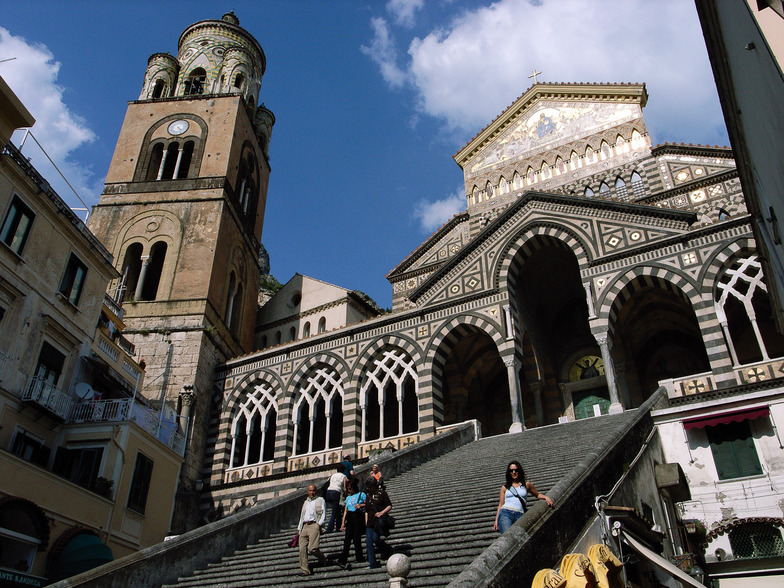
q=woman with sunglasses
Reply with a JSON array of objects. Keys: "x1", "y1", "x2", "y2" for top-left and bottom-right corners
[{"x1": 493, "y1": 460, "x2": 553, "y2": 533}]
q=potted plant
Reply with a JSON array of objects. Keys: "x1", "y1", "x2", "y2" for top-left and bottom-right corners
[{"x1": 94, "y1": 477, "x2": 114, "y2": 498}]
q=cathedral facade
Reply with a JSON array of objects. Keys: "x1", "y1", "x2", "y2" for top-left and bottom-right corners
[
  {"x1": 82, "y1": 13, "x2": 783, "y2": 526},
  {"x1": 204, "y1": 82, "x2": 783, "y2": 516}
]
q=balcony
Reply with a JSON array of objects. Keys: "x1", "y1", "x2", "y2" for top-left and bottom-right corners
[
  {"x1": 660, "y1": 356, "x2": 784, "y2": 402},
  {"x1": 21, "y1": 376, "x2": 74, "y2": 420},
  {"x1": 92, "y1": 331, "x2": 143, "y2": 388},
  {"x1": 70, "y1": 398, "x2": 186, "y2": 456}
]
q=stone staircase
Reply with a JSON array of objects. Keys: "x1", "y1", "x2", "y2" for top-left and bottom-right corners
[{"x1": 163, "y1": 410, "x2": 642, "y2": 587}]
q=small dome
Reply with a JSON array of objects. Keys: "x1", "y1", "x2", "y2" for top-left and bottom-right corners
[{"x1": 222, "y1": 12, "x2": 239, "y2": 26}]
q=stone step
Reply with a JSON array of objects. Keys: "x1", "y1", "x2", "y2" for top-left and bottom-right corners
[{"x1": 167, "y1": 411, "x2": 641, "y2": 587}]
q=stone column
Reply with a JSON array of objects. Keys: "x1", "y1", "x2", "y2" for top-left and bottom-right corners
[
  {"x1": 503, "y1": 356, "x2": 525, "y2": 433},
  {"x1": 179, "y1": 386, "x2": 196, "y2": 439},
  {"x1": 134, "y1": 255, "x2": 151, "y2": 301},
  {"x1": 529, "y1": 380, "x2": 544, "y2": 427},
  {"x1": 594, "y1": 333, "x2": 623, "y2": 414}
]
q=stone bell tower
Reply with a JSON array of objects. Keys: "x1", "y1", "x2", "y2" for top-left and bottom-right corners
[{"x1": 87, "y1": 12, "x2": 274, "y2": 531}]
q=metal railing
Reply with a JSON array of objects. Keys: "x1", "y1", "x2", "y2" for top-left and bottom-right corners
[
  {"x1": 69, "y1": 397, "x2": 186, "y2": 456},
  {"x1": 22, "y1": 376, "x2": 74, "y2": 420}
]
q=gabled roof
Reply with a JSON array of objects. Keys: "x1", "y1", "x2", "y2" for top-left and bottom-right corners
[
  {"x1": 387, "y1": 211, "x2": 469, "y2": 279},
  {"x1": 453, "y1": 82, "x2": 648, "y2": 169}
]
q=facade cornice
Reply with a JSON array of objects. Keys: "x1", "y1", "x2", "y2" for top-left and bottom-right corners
[
  {"x1": 637, "y1": 169, "x2": 739, "y2": 205},
  {"x1": 387, "y1": 212, "x2": 468, "y2": 279}
]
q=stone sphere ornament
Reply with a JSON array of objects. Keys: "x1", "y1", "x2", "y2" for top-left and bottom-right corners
[{"x1": 387, "y1": 553, "x2": 411, "y2": 578}]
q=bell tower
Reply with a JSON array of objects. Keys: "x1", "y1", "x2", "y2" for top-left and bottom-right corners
[{"x1": 87, "y1": 12, "x2": 274, "y2": 531}]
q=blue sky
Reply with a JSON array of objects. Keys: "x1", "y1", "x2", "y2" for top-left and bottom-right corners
[{"x1": 0, "y1": 0, "x2": 728, "y2": 309}]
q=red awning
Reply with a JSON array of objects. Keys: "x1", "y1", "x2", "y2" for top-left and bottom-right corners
[{"x1": 683, "y1": 406, "x2": 769, "y2": 430}]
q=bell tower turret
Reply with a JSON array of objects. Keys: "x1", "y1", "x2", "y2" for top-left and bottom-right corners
[{"x1": 87, "y1": 12, "x2": 274, "y2": 532}]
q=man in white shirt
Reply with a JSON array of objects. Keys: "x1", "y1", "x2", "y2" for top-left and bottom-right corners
[{"x1": 297, "y1": 484, "x2": 326, "y2": 575}]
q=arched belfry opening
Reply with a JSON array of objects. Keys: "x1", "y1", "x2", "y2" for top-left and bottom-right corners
[
  {"x1": 436, "y1": 325, "x2": 510, "y2": 437},
  {"x1": 511, "y1": 235, "x2": 594, "y2": 423},
  {"x1": 611, "y1": 277, "x2": 710, "y2": 405}
]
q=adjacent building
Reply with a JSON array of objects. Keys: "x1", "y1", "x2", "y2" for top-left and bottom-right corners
[{"x1": 0, "y1": 77, "x2": 183, "y2": 586}]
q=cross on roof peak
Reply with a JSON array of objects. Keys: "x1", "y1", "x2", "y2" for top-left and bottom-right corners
[{"x1": 528, "y1": 68, "x2": 542, "y2": 84}]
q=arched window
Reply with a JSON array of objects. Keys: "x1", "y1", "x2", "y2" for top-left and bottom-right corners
[
  {"x1": 224, "y1": 272, "x2": 237, "y2": 325},
  {"x1": 718, "y1": 207, "x2": 730, "y2": 221},
  {"x1": 631, "y1": 129, "x2": 645, "y2": 150},
  {"x1": 140, "y1": 242, "x2": 167, "y2": 301},
  {"x1": 470, "y1": 186, "x2": 479, "y2": 205},
  {"x1": 599, "y1": 182, "x2": 610, "y2": 195},
  {"x1": 570, "y1": 151, "x2": 579, "y2": 170},
  {"x1": 230, "y1": 383, "x2": 278, "y2": 468},
  {"x1": 499, "y1": 177, "x2": 508, "y2": 195},
  {"x1": 289, "y1": 326, "x2": 296, "y2": 342},
  {"x1": 260, "y1": 335, "x2": 268, "y2": 348},
  {"x1": 275, "y1": 331, "x2": 282, "y2": 345},
  {"x1": 230, "y1": 283, "x2": 243, "y2": 336},
  {"x1": 716, "y1": 254, "x2": 784, "y2": 365},
  {"x1": 303, "y1": 322, "x2": 311, "y2": 338},
  {"x1": 585, "y1": 146, "x2": 596, "y2": 163},
  {"x1": 360, "y1": 348, "x2": 418, "y2": 442},
  {"x1": 584, "y1": 186, "x2": 595, "y2": 198},
  {"x1": 630, "y1": 171, "x2": 645, "y2": 199},
  {"x1": 184, "y1": 68, "x2": 207, "y2": 95},
  {"x1": 615, "y1": 134, "x2": 626, "y2": 154},
  {"x1": 513, "y1": 173, "x2": 522, "y2": 190},
  {"x1": 485, "y1": 182, "x2": 494, "y2": 199},
  {"x1": 146, "y1": 143, "x2": 164, "y2": 181},
  {"x1": 120, "y1": 243, "x2": 143, "y2": 301},
  {"x1": 600, "y1": 141, "x2": 611, "y2": 159},
  {"x1": 233, "y1": 73, "x2": 244, "y2": 90},
  {"x1": 526, "y1": 167, "x2": 535, "y2": 185},
  {"x1": 318, "y1": 317, "x2": 326, "y2": 334},
  {"x1": 292, "y1": 366, "x2": 344, "y2": 455},
  {"x1": 615, "y1": 177, "x2": 628, "y2": 200},
  {"x1": 152, "y1": 79, "x2": 166, "y2": 99},
  {"x1": 540, "y1": 161, "x2": 551, "y2": 180},
  {"x1": 555, "y1": 157, "x2": 565, "y2": 174},
  {"x1": 236, "y1": 147, "x2": 259, "y2": 219}
]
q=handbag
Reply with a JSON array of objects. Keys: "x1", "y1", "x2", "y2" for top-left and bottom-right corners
[
  {"x1": 288, "y1": 533, "x2": 299, "y2": 548},
  {"x1": 508, "y1": 485, "x2": 527, "y2": 512},
  {"x1": 375, "y1": 513, "x2": 396, "y2": 537}
]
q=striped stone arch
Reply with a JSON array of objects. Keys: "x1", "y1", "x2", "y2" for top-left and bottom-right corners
[
  {"x1": 354, "y1": 333, "x2": 424, "y2": 380},
  {"x1": 494, "y1": 224, "x2": 592, "y2": 293},
  {"x1": 698, "y1": 237, "x2": 756, "y2": 298},
  {"x1": 223, "y1": 369, "x2": 285, "y2": 414},
  {"x1": 599, "y1": 267, "x2": 702, "y2": 335},
  {"x1": 425, "y1": 312, "x2": 508, "y2": 382},
  {"x1": 290, "y1": 352, "x2": 351, "y2": 391}
]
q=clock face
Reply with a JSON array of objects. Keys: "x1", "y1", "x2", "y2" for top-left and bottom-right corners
[{"x1": 168, "y1": 120, "x2": 189, "y2": 136}]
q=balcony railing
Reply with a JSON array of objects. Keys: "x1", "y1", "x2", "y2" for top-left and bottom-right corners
[
  {"x1": 69, "y1": 398, "x2": 186, "y2": 456},
  {"x1": 93, "y1": 332, "x2": 142, "y2": 388},
  {"x1": 22, "y1": 376, "x2": 74, "y2": 420}
]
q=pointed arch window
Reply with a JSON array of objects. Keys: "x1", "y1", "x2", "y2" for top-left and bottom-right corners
[
  {"x1": 631, "y1": 129, "x2": 645, "y2": 149},
  {"x1": 718, "y1": 207, "x2": 730, "y2": 221},
  {"x1": 485, "y1": 182, "x2": 494, "y2": 199},
  {"x1": 584, "y1": 186, "x2": 595, "y2": 198},
  {"x1": 303, "y1": 322, "x2": 311, "y2": 338},
  {"x1": 233, "y1": 73, "x2": 245, "y2": 90},
  {"x1": 540, "y1": 161, "x2": 551, "y2": 180},
  {"x1": 586, "y1": 146, "x2": 597, "y2": 163},
  {"x1": 236, "y1": 147, "x2": 259, "y2": 220},
  {"x1": 570, "y1": 151, "x2": 579, "y2": 170},
  {"x1": 716, "y1": 254, "x2": 784, "y2": 365},
  {"x1": 318, "y1": 317, "x2": 326, "y2": 334},
  {"x1": 556, "y1": 157, "x2": 565, "y2": 174},
  {"x1": 470, "y1": 186, "x2": 479, "y2": 206},
  {"x1": 527, "y1": 167, "x2": 535, "y2": 185},
  {"x1": 292, "y1": 366, "x2": 344, "y2": 455},
  {"x1": 360, "y1": 348, "x2": 419, "y2": 442},
  {"x1": 513, "y1": 173, "x2": 522, "y2": 190},
  {"x1": 599, "y1": 182, "x2": 610, "y2": 195},
  {"x1": 152, "y1": 79, "x2": 166, "y2": 99},
  {"x1": 615, "y1": 177, "x2": 628, "y2": 200},
  {"x1": 499, "y1": 177, "x2": 508, "y2": 195},
  {"x1": 630, "y1": 171, "x2": 645, "y2": 199},
  {"x1": 184, "y1": 68, "x2": 207, "y2": 95},
  {"x1": 600, "y1": 141, "x2": 611, "y2": 159},
  {"x1": 615, "y1": 134, "x2": 626, "y2": 154},
  {"x1": 229, "y1": 383, "x2": 278, "y2": 468}
]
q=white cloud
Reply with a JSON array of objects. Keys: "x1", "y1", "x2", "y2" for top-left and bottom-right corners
[
  {"x1": 367, "y1": 0, "x2": 726, "y2": 146},
  {"x1": 0, "y1": 27, "x2": 97, "y2": 208},
  {"x1": 360, "y1": 17, "x2": 409, "y2": 90},
  {"x1": 414, "y1": 187, "x2": 465, "y2": 232},
  {"x1": 386, "y1": 0, "x2": 424, "y2": 27}
]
